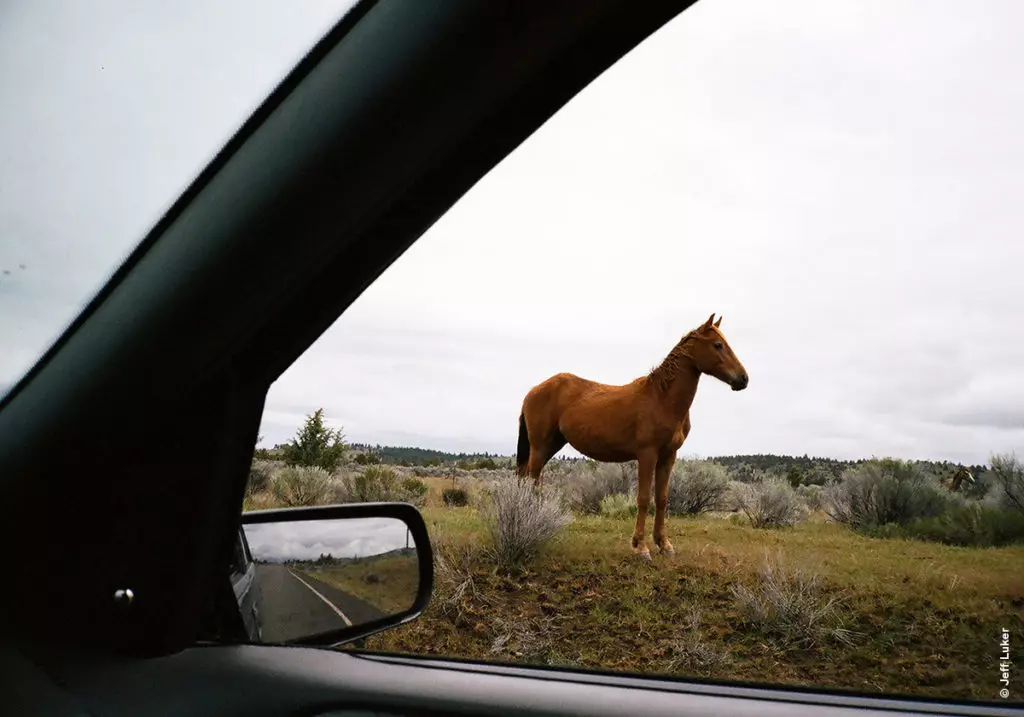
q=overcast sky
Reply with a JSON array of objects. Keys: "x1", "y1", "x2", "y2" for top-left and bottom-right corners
[
  {"x1": 3, "y1": 2, "x2": 1022, "y2": 465},
  {"x1": 244, "y1": 517, "x2": 412, "y2": 563}
]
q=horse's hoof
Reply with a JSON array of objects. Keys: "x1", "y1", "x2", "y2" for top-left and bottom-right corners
[
  {"x1": 636, "y1": 550, "x2": 653, "y2": 563},
  {"x1": 659, "y1": 545, "x2": 675, "y2": 556}
]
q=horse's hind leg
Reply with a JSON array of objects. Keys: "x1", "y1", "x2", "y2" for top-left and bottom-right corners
[{"x1": 527, "y1": 429, "x2": 567, "y2": 487}]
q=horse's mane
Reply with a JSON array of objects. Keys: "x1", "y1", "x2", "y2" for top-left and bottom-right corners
[{"x1": 646, "y1": 329, "x2": 700, "y2": 392}]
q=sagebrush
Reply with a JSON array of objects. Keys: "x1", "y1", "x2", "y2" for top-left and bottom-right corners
[
  {"x1": 270, "y1": 465, "x2": 332, "y2": 506},
  {"x1": 559, "y1": 462, "x2": 635, "y2": 514},
  {"x1": 338, "y1": 466, "x2": 426, "y2": 506},
  {"x1": 481, "y1": 478, "x2": 572, "y2": 569},
  {"x1": 989, "y1": 453, "x2": 1024, "y2": 515},
  {"x1": 733, "y1": 476, "x2": 807, "y2": 528},
  {"x1": 667, "y1": 460, "x2": 730, "y2": 515},
  {"x1": 824, "y1": 458, "x2": 947, "y2": 530}
]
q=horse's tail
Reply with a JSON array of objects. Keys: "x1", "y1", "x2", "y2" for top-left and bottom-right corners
[{"x1": 516, "y1": 412, "x2": 529, "y2": 476}]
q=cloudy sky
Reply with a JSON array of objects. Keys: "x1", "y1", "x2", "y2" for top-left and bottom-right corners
[
  {"x1": 3, "y1": 1, "x2": 1022, "y2": 465},
  {"x1": 244, "y1": 517, "x2": 412, "y2": 563}
]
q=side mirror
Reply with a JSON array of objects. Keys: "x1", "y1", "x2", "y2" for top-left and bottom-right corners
[{"x1": 234, "y1": 502, "x2": 433, "y2": 647}]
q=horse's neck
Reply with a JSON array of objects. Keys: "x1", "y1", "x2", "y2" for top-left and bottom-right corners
[{"x1": 664, "y1": 365, "x2": 701, "y2": 419}]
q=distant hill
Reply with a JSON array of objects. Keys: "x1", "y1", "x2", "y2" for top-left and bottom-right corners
[
  {"x1": 269, "y1": 440, "x2": 988, "y2": 485},
  {"x1": 349, "y1": 443, "x2": 510, "y2": 467},
  {"x1": 265, "y1": 546, "x2": 416, "y2": 566},
  {"x1": 705, "y1": 453, "x2": 988, "y2": 485}
]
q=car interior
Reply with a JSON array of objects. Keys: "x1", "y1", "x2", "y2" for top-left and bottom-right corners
[{"x1": 0, "y1": 1, "x2": 1019, "y2": 716}]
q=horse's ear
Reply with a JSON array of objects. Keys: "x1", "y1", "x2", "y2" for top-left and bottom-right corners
[
  {"x1": 714, "y1": 315, "x2": 723, "y2": 328},
  {"x1": 703, "y1": 313, "x2": 716, "y2": 329}
]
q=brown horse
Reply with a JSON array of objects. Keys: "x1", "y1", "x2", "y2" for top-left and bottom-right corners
[
  {"x1": 942, "y1": 466, "x2": 975, "y2": 493},
  {"x1": 515, "y1": 313, "x2": 749, "y2": 560}
]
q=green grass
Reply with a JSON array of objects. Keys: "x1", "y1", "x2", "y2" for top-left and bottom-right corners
[
  {"x1": 244, "y1": 474, "x2": 1023, "y2": 702},
  {"x1": 362, "y1": 505, "x2": 1024, "y2": 701},
  {"x1": 299, "y1": 552, "x2": 420, "y2": 615}
]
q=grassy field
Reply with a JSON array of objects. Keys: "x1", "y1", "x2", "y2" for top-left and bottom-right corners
[
  {"x1": 300, "y1": 552, "x2": 419, "y2": 615},
  {"x1": 249, "y1": 472, "x2": 1023, "y2": 702}
]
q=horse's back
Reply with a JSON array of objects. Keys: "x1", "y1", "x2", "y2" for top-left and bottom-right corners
[
  {"x1": 528, "y1": 372, "x2": 600, "y2": 398},
  {"x1": 524, "y1": 371, "x2": 638, "y2": 417}
]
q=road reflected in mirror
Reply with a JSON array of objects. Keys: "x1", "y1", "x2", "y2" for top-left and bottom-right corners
[{"x1": 240, "y1": 516, "x2": 419, "y2": 644}]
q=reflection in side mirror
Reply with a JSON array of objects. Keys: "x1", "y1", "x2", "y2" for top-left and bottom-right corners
[{"x1": 236, "y1": 503, "x2": 433, "y2": 647}]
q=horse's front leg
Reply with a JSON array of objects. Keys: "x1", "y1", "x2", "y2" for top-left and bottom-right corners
[
  {"x1": 653, "y1": 453, "x2": 676, "y2": 556},
  {"x1": 631, "y1": 450, "x2": 657, "y2": 561}
]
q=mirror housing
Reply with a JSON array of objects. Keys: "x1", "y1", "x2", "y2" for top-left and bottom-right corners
[{"x1": 237, "y1": 502, "x2": 433, "y2": 647}]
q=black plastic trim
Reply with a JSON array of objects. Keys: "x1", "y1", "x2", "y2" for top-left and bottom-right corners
[{"x1": 353, "y1": 651, "x2": 1018, "y2": 716}]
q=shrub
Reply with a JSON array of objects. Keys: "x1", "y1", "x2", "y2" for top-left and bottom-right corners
[
  {"x1": 337, "y1": 466, "x2": 426, "y2": 505},
  {"x1": 560, "y1": 462, "x2": 634, "y2": 514},
  {"x1": 270, "y1": 465, "x2": 332, "y2": 506},
  {"x1": 599, "y1": 493, "x2": 636, "y2": 518},
  {"x1": 401, "y1": 477, "x2": 429, "y2": 506},
  {"x1": 442, "y1": 488, "x2": 470, "y2": 507},
  {"x1": 282, "y1": 408, "x2": 347, "y2": 472},
  {"x1": 667, "y1": 460, "x2": 729, "y2": 515},
  {"x1": 481, "y1": 478, "x2": 572, "y2": 569},
  {"x1": 246, "y1": 459, "x2": 276, "y2": 496},
  {"x1": 733, "y1": 477, "x2": 807, "y2": 528},
  {"x1": 871, "y1": 500, "x2": 1024, "y2": 547},
  {"x1": 824, "y1": 458, "x2": 947, "y2": 531},
  {"x1": 989, "y1": 453, "x2": 1024, "y2": 515},
  {"x1": 723, "y1": 481, "x2": 746, "y2": 512},
  {"x1": 797, "y1": 484, "x2": 824, "y2": 511},
  {"x1": 345, "y1": 465, "x2": 399, "y2": 501},
  {"x1": 731, "y1": 555, "x2": 859, "y2": 649},
  {"x1": 786, "y1": 467, "x2": 802, "y2": 489},
  {"x1": 801, "y1": 466, "x2": 835, "y2": 486}
]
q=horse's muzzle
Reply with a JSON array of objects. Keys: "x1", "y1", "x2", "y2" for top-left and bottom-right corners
[{"x1": 731, "y1": 374, "x2": 749, "y2": 391}]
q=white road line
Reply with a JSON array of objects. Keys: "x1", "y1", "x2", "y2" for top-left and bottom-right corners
[{"x1": 287, "y1": 569, "x2": 353, "y2": 626}]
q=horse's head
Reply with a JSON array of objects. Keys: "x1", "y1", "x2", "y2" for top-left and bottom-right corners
[
  {"x1": 687, "y1": 313, "x2": 749, "y2": 391},
  {"x1": 956, "y1": 468, "x2": 975, "y2": 489}
]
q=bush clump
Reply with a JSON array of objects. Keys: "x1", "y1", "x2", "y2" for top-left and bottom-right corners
[
  {"x1": 270, "y1": 465, "x2": 332, "y2": 506},
  {"x1": 797, "y1": 483, "x2": 825, "y2": 511},
  {"x1": 442, "y1": 488, "x2": 470, "y2": 507},
  {"x1": 481, "y1": 478, "x2": 572, "y2": 569},
  {"x1": 667, "y1": 460, "x2": 730, "y2": 515},
  {"x1": 989, "y1": 453, "x2": 1024, "y2": 515},
  {"x1": 561, "y1": 462, "x2": 634, "y2": 514},
  {"x1": 733, "y1": 476, "x2": 807, "y2": 528},
  {"x1": 599, "y1": 493, "x2": 636, "y2": 518},
  {"x1": 246, "y1": 459, "x2": 277, "y2": 496},
  {"x1": 337, "y1": 466, "x2": 427, "y2": 506},
  {"x1": 401, "y1": 477, "x2": 429, "y2": 506},
  {"x1": 824, "y1": 458, "x2": 947, "y2": 531},
  {"x1": 869, "y1": 498, "x2": 1024, "y2": 547}
]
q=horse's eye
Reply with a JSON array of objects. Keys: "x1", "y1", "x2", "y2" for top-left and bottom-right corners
[{"x1": 714, "y1": 342, "x2": 723, "y2": 350}]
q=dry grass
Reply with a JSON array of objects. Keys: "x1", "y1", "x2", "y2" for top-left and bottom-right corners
[
  {"x1": 665, "y1": 608, "x2": 732, "y2": 675},
  {"x1": 730, "y1": 552, "x2": 860, "y2": 649},
  {"x1": 301, "y1": 553, "x2": 419, "y2": 615},
  {"x1": 360, "y1": 505, "x2": 1024, "y2": 701}
]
